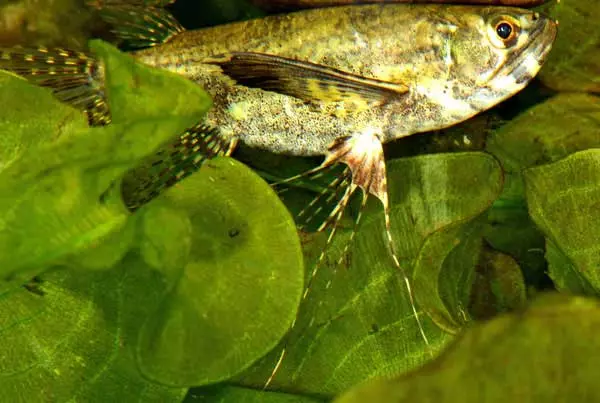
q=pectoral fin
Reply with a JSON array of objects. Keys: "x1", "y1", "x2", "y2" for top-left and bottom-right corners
[
  {"x1": 209, "y1": 52, "x2": 408, "y2": 107},
  {"x1": 265, "y1": 129, "x2": 430, "y2": 389}
]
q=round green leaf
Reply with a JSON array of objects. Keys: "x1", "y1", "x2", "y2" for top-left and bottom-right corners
[
  {"x1": 469, "y1": 248, "x2": 527, "y2": 320},
  {"x1": 89, "y1": 40, "x2": 212, "y2": 123},
  {"x1": 136, "y1": 158, "x2": 304, "y2": 386},
  {"x1": 411, "y1": 153, "x2": 503, "y2": 333},
  {"x1": 0, "y1": 264, "x2": 185, "y2": 402},
  {"x1": 0, "y1": 40, "x2": 212, "y2": 280},
  {"x1": 0, "y1": 71, "x2": 87, "y2": 168},
  {"x1": 486, "y1": 93, "x2": 600, "y2": 172},
  {"x1": 238, "y1": 152, "x2": 501, "y2": 398},
  {"x1": 484, "y1": 93, "x2": 600, "y2": 290},
  {"x1": 186, "y1": 385, "x2": 322, "y2": 402}
]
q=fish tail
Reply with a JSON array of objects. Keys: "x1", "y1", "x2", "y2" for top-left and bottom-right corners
[
  {"x1": 86, "y1": 0, "x2": 185, "y2": 49},
  {"x1": 0, "y1": 46, "x2": 110, "y2": 125}
]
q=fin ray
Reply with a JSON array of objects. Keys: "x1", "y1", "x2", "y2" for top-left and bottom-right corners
[
  {"x1": 0, "y1": 46, "x2": 110, "y2": 125},
  {"x1": 210, "y1": 52, "x2": 408, "y2": 107},
  {"x1": 264, "y1": 131, "x2": 431, "y2": 388},
  {"x1": 88, "y1": 1, "x2": 185, "y2": 48},
  {"x1": 121, "y1": 123, "x2": 237, "y2": 211}
]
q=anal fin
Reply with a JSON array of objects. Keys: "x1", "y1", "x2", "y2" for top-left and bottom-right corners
[
  {"x1": 0, "y1": 47, "x2": 110, "y2": 126},
  {"x1": 120, "y1": 123, "x2": 237, "y2": 212}
]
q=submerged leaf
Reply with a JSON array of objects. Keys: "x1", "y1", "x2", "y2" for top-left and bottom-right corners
[
  {"x1": 486, "y1": 94, "x2": 600, "y2": 171},
  {"x1": 540, "y1": 0, "x2": 600, "y2": 93},
  {"x1": 186, "y1": 385, "x2": 323, "y2": 402},
  {"x1": 545, "y1": 239, "x2": 597, "y2": 295},
  {"x1": 136, "y1": 158, "x2": 304, "y2": 387},
  {"x1": 0, "y1": 264, "x2": 185, "y2": 402},
  {"x1": 413, "y1": 221, "x2": 483, "y2": 333},
  {"x1": 89, "y1": 40, "x2": 211, "y2": 123},
  {"x1": 525, "y1": 149, "x2": 600, "y2": 294},
  {"x1": 0, "y1": 72, "x2": 88, "y2": 168},
  {"x1": 0, "y1": 40, "x2": 211, "y2": 280},
  {"x1": 483, "y1": 200, "x2": 546, "y2": 288},
  {"x1": 469, "y1": 247, "x2": 528, "y2": 320},
  {"x1": 486, "y1": 93, "x2": 600, "y2": 289},
  {"x1": 240, "y1": 152, "x2": 502, "y2": 398},
  {"x1": 335, "y1": 294, "x2": 600, "y2": 403},
  {"x1": 411, "y1": 153, "x2": 503, "y2": 333}
]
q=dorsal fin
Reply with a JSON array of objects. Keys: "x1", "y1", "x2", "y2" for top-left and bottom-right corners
[
  {"x1": 209, "y1": 52, "x2": 409, "y2": 107},
  {"x1": 87, "y1": 0, "x2": 185, "y2": 48}
]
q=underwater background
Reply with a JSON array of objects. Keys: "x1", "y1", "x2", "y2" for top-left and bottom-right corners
[{"x1": 0, "y1": 0, "x2": 599, "y2": 401}]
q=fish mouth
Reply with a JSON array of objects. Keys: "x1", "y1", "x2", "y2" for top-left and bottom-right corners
[{"x1": 499, "y1": 15, "x2": 558, "y2": 85}]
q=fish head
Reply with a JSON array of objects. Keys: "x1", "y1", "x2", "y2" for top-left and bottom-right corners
[
  {"x1": 398, "y1": 7, "x2": 558, "y2": 134},
  {"x1": 448, "y1": 7, "x2": 557, "y2": 103}
]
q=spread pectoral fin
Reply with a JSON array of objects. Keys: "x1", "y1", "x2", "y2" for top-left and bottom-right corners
[
  {"x1": 265, "y1": 130, "x2": 430, "y2": 388},
  {"x1": 209, "y1": 52, "x2": 408, "y2": 106}
]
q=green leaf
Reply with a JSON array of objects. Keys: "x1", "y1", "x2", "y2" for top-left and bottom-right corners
[
  {"x1": 69, "y1": 212, "x2": 138, "y2": 271},
  {"x1": 0, "y1": 263, "x2": 185, "y2": 402},
  {"x1": 411, "y1": 153, "x2": 503, "y2": 333},
  {"x1": 89, "y1": 40, "x2": 211, "y2": 123},
  {"x1": 483, "y1": 200, "x2": 547, "y2": 288},
  {"x1": 540, "y1": 0, "x2": 600, "y2": 93},
  {"x1": 469, "y1": 248, "x2": 528, "y2": 320},
  {"x1": 334, "y1": 294, "x2": 600, "y2": 403},
  {"x1": 0, "y1": 40, "x2": 212, "y2": 280},
  {"x1": 413, "y1": 221, "x2": 483, "y2": 333},
  {"x1": 185, "y1": 385, "x2": 323, "y2": 402},
  {"x1": 485, "y1": 93, "x2": 600, "y2": 289},
  {"x1": 136, "y1": 158, "x2": 304, "y2": 387},
  {"x1": 0, "y1": 72, "x2": 88, "y2": 167},
  {"x1": 524, "y1": 149, "x2": 600, "y2": 294},
  {"x1": 238, "y1": 152, "x2": 502, "y2": 398},
  {"x1": 486, "y1": 94, "x2": 600, "y2": 172},
  {"x1": 139, "y1": 204, "x2": 192, "y2": 278},
  {"x1": 545, "y1": 239, "x2": 596, "y2": 295}
]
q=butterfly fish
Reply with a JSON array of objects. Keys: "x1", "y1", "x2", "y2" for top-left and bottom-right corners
[{"x1": 0, "y1": 1, "x2": 557, "y2": 390}]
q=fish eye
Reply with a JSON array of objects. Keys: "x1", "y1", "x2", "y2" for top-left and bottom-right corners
[
  {"x1": 493, "y1": 20, "x2": 519, "y2": 46},
  {"x1": 496, "y1": 22, "x2": 513, "y2": 39}
]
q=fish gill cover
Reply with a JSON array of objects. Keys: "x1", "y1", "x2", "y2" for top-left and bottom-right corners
[{"x1": 0, "y1": 0, "x2": 598, "y2": 402}]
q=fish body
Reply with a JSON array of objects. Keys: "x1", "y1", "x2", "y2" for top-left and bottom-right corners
[{"x1": 132, "y1": 5, "x2": 557, "y2": 156}]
